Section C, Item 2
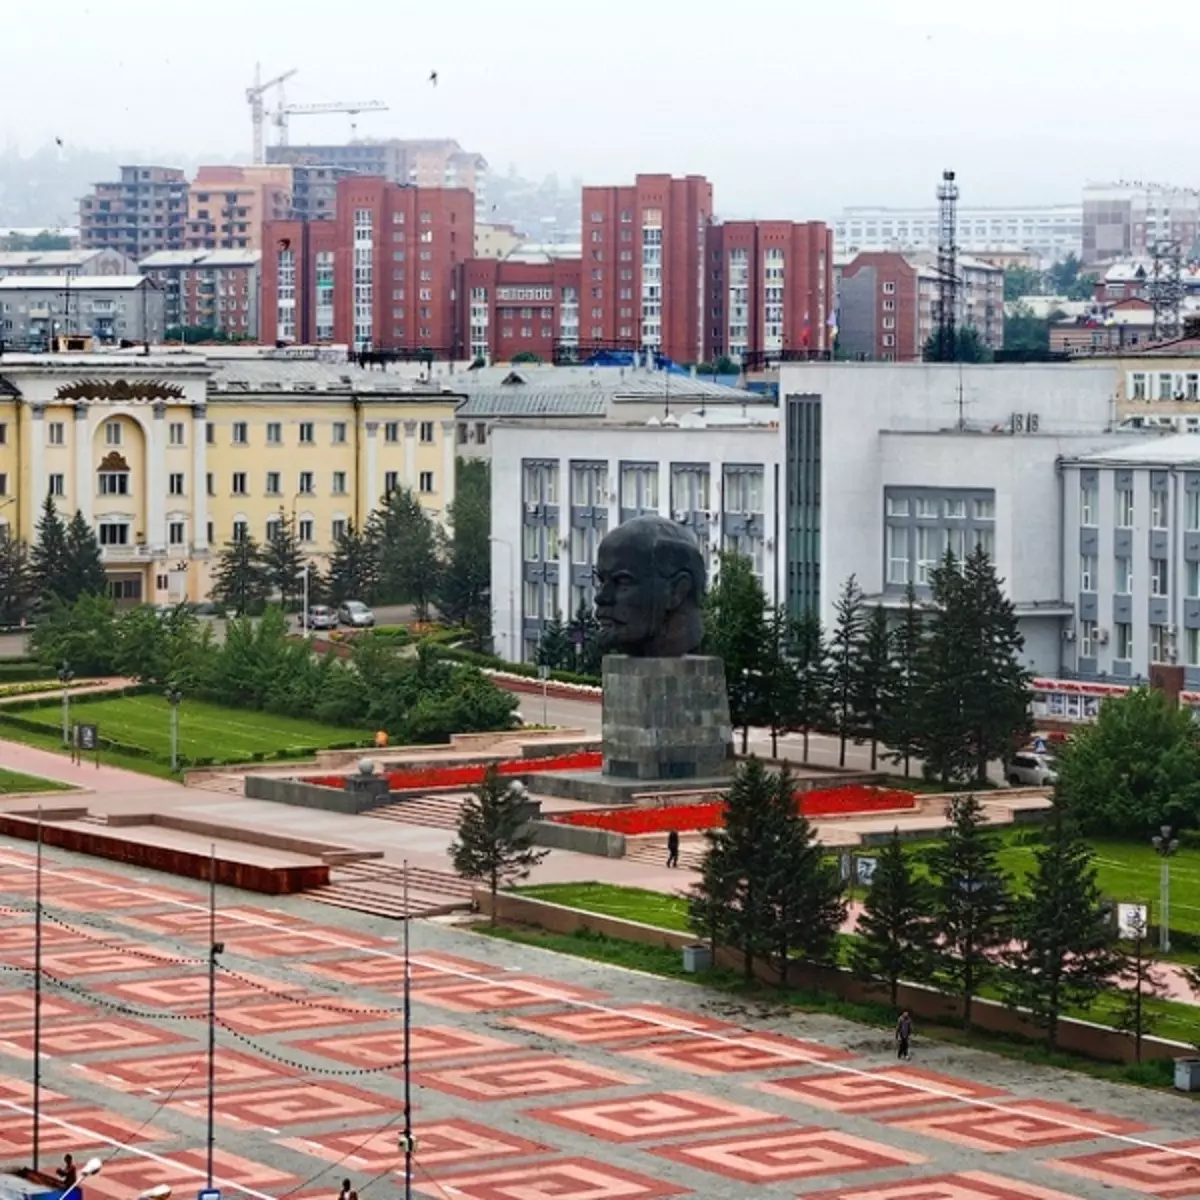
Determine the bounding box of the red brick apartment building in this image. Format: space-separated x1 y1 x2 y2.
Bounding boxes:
706 221 833 363
579 174 712 363
262 176 474 351
457 257 581 363
836 251 923 361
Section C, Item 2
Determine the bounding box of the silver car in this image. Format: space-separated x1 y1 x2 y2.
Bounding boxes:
338 600 375 628
1005 751 1057 787
305 605 338 630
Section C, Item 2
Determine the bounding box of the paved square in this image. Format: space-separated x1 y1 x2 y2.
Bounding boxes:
1049 1140 1200 1195
0 994 92 1027
528 1090 786 1142
305 950 504 985
503 1005 736 1044
79 1148 297 1200
800 1171 1092 1200
80 1049 293 1095
651 1126 927 1182
0 1109 172 1155
413 1056 643 1101
179 1080 396 1128
289 1024 517 1066
217 999 394 1034
616 1031 852 1074
412 1158 685 1200
0 1017 189 1057
414 978 609 1012
97 970 300 1009
754 1066 1009 1113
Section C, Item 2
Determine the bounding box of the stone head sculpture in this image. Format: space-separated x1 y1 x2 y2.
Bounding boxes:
593 515 706 657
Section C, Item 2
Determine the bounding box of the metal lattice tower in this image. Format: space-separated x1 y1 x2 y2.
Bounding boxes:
935 170 960 361
1150 239 1184 342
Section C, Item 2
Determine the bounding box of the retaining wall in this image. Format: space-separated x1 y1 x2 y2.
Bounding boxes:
244 775 381 814
527 820 626 858
478 891 1193 1066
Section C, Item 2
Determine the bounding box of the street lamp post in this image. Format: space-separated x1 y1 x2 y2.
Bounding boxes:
58 1157 102 1200
57 662 73 746
1151 824 1180 954
489 535 516 662
301 562 311 636
165 684 183 774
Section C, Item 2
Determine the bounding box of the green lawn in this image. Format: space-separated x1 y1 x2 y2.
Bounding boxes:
520 883 692 932
0 768 70 795
9 693 369 768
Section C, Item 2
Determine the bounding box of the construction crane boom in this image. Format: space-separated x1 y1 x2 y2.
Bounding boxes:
246 62 298 165
274 100 390 146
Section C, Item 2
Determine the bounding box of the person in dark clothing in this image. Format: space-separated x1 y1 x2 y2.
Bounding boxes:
666 829 680 868
338 1181 351 1200
895 1011 913 1060
57 1155 77 1189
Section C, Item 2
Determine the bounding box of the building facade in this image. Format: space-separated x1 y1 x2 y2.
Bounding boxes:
79 166 188 258
834 203 1082 267
0 354 459 605
456 257 580 363
489 413 781 661
0 277 164 347
0 249 137 278
579 174 712 363
185 166 293 252
1082 182 1200 265
290 165 355 221
705 221 833 363
138 250 261 339
262 177 474 353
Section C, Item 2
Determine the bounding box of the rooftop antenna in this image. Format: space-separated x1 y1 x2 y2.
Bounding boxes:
935 169 959 362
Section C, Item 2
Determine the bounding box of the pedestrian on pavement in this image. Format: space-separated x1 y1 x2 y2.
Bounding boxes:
895 1010 913 1060
666 829 680 869
338 1180 351 1200
57 1155 78 1189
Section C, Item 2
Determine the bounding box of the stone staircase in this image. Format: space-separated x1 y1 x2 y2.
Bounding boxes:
366 795 465 830
304 861 476 920
623 839 707 872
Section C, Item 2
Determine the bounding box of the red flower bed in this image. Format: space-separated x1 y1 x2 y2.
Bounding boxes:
304 750 602 794
551 783 916 836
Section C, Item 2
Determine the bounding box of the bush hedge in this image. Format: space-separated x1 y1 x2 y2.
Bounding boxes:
0 660 57 684
433 644 600 688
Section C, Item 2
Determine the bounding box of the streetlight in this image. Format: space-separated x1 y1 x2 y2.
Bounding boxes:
164 684 183 774
57 662 73 746
489 535 516 662
1151 824 1180 953
137 1188 172 1200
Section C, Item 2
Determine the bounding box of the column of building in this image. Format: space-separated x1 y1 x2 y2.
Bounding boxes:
147 404 167 552
403 421 417 486
364 422 379 516
28 406 45 524
191 404 208 553
440 421 456 517
73 406 91 524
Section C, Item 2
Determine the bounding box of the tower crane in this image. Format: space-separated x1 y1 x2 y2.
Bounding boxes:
246 63 297 165
274 100 390 146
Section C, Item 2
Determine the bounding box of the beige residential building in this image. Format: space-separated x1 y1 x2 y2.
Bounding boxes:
185 165 294 252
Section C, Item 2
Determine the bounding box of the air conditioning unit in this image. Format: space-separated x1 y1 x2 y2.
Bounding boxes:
525 502 539 516
1063 628 1076 642
673 510 688 522
1096 628 1110 645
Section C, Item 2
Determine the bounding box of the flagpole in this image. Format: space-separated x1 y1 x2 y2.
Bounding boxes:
32 805 43 1170
402 859 413 1200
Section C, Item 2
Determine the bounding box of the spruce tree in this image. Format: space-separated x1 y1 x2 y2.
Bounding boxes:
372 486 442 619
884 583 924 777
1003 800 1118 1049
568 601 603 675
851 829 935 1008
926 793 1010 1027
704 552 770 753
789 609 832 764
852 605 896 771
0 536 34 628
326 520 379 606
761 606 799 758
29 493 70 601
830 575 866 767
62 510 107 602
449 767 547 922
261 516 305 609
535 613 573 671
210 535 271 616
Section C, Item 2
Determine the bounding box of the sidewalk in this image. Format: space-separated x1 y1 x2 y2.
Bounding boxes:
0 737 174 794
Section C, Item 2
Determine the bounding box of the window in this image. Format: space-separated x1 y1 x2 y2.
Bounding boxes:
1150 622 1170 663
1188 374 1200 401
1189 561 1200 599
298 471 315 494
886 525 909 584
974 496 995 520
915 497 938 518
169 422 185 446
385 421 399 443
882 281 896 294
298 518 314 542
971 526 995 559
98 523 129 546
1078 619 1096 658
419 471 434 494
1131 372 1147 401
1151 556 1169 596
916 526 939 584
332 471 347 495
168 521 185 546
0 473 6 496
266 471 281 495
168 472 185 496
98 470 128 496
943 497 966 519
1151 489 1169 529
266 422 282 445
1115 555 1132 594
1115 622 1133 660
0 424 6 445
265 515 282 542
1159 373 1172 400
1080 482 1098 526
206 472 215 496
384 470 399 495
1080 553 1096 592
105 421 122 447
232 472 247 495
332 518 347 541
232 519 248 542
886 496 909 517
1188 490 1200 531
332 422 347 445
1116 487 1134 527
48 422 64 446
299 422 314 444
419 421 434 444
48 474 64 496
232 421 248 445
206 424 215 445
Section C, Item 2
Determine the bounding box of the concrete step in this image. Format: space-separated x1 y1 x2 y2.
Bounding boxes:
367 796 465 830
303 861 475 921
623 840 707 871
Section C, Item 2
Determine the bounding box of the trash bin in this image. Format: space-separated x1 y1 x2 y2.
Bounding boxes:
682 944 712 973
1174 1058 1200 1092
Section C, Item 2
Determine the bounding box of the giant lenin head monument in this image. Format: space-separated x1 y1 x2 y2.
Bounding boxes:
593 514 733 783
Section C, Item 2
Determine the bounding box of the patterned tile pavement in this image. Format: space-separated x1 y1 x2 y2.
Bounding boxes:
0 843 1195 1200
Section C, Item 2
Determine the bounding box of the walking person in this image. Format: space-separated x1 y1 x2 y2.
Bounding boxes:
666 829 680 869
895 1010 913 1061
57 1155 78 1189
338 1181 352 1200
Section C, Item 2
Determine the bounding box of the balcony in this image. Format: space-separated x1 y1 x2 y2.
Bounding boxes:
101 544 155 564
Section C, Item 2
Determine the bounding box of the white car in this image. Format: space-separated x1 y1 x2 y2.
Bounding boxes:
1005 752 1057 787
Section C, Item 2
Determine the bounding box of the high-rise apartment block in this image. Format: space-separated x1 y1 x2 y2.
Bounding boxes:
79 166 189 258
579 174 712 364
262 176 473 352
184 166 293 252
705 221 833 363
456 257 581 363
1082 182 1200 265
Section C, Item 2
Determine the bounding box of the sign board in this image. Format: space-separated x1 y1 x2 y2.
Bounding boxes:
1032 735 1047 754
76 723 98 752
855 857 878 885
1117 903 1149 939
198 1190 221 1200
538 665 550 681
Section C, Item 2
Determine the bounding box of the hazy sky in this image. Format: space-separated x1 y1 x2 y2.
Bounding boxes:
6 0 1196 217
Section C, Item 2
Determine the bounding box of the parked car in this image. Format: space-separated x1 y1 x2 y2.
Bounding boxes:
305 605 339 630
1004 751 1057 787
338 600 375 628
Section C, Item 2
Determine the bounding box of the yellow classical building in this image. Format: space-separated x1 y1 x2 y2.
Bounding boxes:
0 351 461 604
